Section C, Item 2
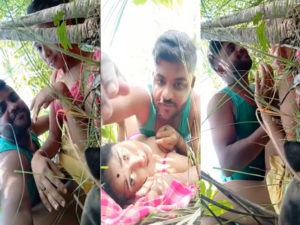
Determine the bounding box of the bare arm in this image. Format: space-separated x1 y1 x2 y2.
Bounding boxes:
30 115 49 136
207 93 269 176
0 151 33 225
189 92 201 156
102 85 151 125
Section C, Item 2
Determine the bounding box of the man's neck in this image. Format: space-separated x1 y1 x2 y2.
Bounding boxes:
1 130 32 150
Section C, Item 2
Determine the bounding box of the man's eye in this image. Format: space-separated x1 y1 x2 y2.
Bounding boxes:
174 82 185 90
8 93 19 103
155 77 165 85
0 103 6 116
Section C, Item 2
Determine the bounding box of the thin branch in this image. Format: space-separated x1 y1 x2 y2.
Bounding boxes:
201 172 278 225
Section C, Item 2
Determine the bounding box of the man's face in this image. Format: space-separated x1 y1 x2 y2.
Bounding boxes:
152 60 194 121
218 42 252 79
0 86 31 139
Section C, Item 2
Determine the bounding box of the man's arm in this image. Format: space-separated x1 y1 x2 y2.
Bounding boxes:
0 151 33 225
207 93 269 176
102 85 151 125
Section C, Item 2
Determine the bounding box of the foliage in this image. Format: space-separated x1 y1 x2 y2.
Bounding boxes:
54 11 72 50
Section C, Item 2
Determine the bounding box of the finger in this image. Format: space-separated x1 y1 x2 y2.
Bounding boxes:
101 61 120 98
101 86 113 122
255 71 260 95
30 97 36 110
43 101 51 109
43 185 65 210
48 162 67 194
38 189 53 212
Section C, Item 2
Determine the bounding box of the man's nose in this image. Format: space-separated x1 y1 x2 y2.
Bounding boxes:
161 86 173 101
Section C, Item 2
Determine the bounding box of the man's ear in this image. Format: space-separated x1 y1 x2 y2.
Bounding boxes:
191 76 196 88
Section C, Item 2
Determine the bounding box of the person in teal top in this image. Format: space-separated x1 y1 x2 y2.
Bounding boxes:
103 30 200 156
0 79 48 225
207 41 270 182
204 41 275 224
139 84 192 142
220 86 265 181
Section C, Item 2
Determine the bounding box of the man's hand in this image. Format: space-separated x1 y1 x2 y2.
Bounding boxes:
255 63 275 110
31 150 67 212
155 125 180 152
101 53 129 121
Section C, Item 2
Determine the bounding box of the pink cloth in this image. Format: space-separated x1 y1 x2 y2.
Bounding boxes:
101 180 197 225
53 50 100 121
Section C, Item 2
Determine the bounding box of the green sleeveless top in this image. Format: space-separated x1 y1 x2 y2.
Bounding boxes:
221 86 265 181
139 84 192 141
0 132 41 206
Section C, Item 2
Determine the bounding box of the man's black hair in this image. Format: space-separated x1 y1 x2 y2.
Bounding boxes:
207 40 225 72
0 79 7 91
152 30 197 74
27 0 69 14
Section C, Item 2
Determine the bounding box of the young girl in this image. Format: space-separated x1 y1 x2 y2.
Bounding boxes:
101 134 199 207
27 0 99 212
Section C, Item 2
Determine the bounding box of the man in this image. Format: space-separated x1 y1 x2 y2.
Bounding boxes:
0 79 41 225
0 80 79 225
103 30 200 156
202 41 276 224
207 41 270 181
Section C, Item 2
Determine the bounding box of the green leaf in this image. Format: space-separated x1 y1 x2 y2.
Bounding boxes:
203 199 233 216
53 11 64 26
256 20 270 51
56 21 72 50
252 12 263 25
132 0 148 5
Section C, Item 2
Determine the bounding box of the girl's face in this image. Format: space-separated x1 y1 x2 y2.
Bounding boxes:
33 22 81 70
106 140 155 203
33 42 67 70
152 60 194 121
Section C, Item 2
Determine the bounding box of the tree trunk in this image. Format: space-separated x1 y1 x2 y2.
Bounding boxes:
0 0 99 45
201 1 299 28
0 0 99 28
0 17 99 45
201 18 300 49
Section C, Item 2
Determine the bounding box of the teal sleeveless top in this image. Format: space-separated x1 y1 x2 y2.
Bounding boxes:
0 132 41 206
139 85 192 141
221 87 265 181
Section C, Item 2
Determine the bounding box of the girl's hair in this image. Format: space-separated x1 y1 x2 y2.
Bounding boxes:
85 147 100 180
100 143 127 206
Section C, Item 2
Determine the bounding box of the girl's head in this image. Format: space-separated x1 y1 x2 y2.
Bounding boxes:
101 140 154 206
27 0 87 70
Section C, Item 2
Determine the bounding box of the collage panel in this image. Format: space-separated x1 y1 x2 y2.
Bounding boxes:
0 0 100 225
201 0 300 225
101 0 201 224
